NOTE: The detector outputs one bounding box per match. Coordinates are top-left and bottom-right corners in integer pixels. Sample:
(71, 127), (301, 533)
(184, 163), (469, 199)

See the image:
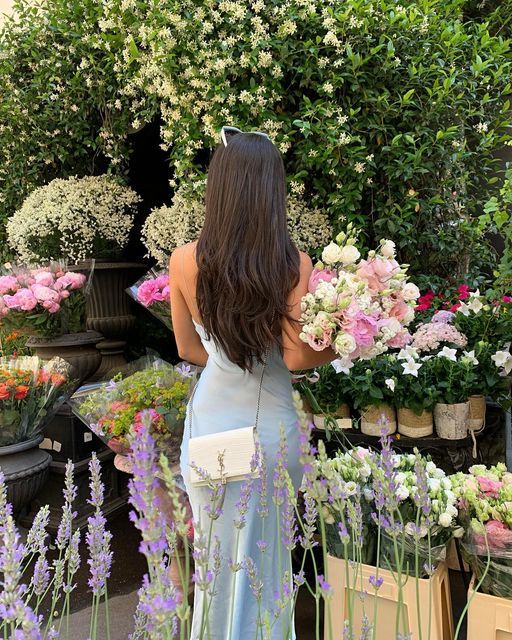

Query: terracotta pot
(360, 404), (396, 436)
(468, 395), (486, 431)
(26, 331), (102, 384)
(434, 402), (469, 440)
(0, 435), (52, 515)
(397, 408), (434, 438)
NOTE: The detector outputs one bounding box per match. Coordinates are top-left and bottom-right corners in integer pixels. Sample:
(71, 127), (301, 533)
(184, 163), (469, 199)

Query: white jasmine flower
(438, 346), (457, 362)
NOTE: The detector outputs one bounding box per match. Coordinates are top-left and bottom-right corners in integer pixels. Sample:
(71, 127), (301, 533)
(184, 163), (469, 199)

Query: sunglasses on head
(220, 125), (270, 147)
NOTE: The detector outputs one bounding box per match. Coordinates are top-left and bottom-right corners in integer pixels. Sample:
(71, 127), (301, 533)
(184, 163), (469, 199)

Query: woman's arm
(169, 247), (209, 367)
(282, 252), (337, 371)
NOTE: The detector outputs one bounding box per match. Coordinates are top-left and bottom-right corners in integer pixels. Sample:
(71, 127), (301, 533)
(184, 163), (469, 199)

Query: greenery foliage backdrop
(0, 0), (511, 279)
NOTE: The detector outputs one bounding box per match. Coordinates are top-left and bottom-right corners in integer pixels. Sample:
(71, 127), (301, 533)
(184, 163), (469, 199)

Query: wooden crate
(324, 555), (453, 640)
(467, 575), (512, 640)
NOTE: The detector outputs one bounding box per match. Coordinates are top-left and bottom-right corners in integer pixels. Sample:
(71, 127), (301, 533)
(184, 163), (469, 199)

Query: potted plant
(298, 364), (351, 431)
(394, 347), (438, 437)
(428, 349), (478, 440)
(347, 355), (399, 435)
(0, 263), (101, 382)
(6, 175), (145, 348)
(0, 355), (73, 514)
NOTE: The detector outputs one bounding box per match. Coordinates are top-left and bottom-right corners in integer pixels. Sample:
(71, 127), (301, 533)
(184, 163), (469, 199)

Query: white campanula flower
(385, 378), (395, 392)
(457, 301), (470, 316)
(331, 358), (353, 374)
(398, 346), (419, 361)
(401, 358), (422, 377)
(492, 350), (512, 375)
(438, 346), (457, 361)
(462, 350), (479, 366)
(467, 297), (484, 314)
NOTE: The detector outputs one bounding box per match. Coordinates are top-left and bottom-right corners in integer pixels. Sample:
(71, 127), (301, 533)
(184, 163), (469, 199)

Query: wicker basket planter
(313, 404), (351, 430)
(397, 407), (434, 438)
(434, 402), (469, 440)
(360, 404), (396, 436)
(468, 395), (486, 432)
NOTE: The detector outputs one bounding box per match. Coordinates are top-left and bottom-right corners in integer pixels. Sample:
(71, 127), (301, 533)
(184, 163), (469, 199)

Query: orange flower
(14, 385), (29, 400)
(50, 373), (66, 386)
(0, 385), (11, 400)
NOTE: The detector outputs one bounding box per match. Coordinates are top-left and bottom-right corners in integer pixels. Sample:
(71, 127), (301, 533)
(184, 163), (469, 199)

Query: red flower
(448, 303), (461, 312)
(503, 295), (512, 304)
(415, 302), (431, 311)
(14, 385), (29, 400)
(458, 285), (470, 300)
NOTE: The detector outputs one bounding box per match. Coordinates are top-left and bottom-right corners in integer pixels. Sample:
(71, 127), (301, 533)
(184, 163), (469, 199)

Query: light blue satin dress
(180, 321), (302, 640)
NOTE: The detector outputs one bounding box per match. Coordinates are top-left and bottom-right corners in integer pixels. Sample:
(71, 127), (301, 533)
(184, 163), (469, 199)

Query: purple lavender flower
(86, 454), (112, 597)
(360, 614), (372, 640)
(299, 493), (318, 550)
(31, 552), (50, 597)
(0, 471), (13, 532)
(234, 474), (254, 529)
(55, 461), (77, 552)
(368, 575), (384, 590)
(317, 574), (332, 596)
(243, 556), (263, 600)
(25, 506), (50, 555)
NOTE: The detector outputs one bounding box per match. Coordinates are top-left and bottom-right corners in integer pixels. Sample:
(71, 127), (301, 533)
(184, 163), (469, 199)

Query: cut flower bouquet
(300, 227), (419, 370)
(70, 357), (195, 465)
(0, 262), (89, 338)
(127, 269), (171, 331)
(0, 355), (73, 446)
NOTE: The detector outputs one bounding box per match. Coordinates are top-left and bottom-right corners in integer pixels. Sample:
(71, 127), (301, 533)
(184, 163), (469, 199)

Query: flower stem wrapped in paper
(0, 261), (91, 338)
(453, 463), (512, 597)
(70, 357), (195, 466)
(127, 269), (172, 331)
(0, 355), (73, 446)
(300, 226), (419, 371)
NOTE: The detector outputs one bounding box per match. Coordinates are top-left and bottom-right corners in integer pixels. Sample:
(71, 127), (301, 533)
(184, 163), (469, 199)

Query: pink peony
(308, 268), (337, 293)
(12, 288), (38, 311)
(33, 271), (55, 287)
(54, 272), (86, 291)
(42, 301), (61, 313)
(31, 284), (60, 305)
(0, 275), (20, 295)
(477, 476), (503, 498)
(137, 280), (161, 306)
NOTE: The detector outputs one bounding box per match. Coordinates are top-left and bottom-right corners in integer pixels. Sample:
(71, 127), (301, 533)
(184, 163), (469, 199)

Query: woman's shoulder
(169, 241), (198, 277)
(298, 250), (313, 270)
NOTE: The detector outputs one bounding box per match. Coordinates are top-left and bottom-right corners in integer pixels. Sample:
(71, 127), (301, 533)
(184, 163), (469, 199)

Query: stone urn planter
(0, 435), (52, 515)
(26, 331), (102, 384)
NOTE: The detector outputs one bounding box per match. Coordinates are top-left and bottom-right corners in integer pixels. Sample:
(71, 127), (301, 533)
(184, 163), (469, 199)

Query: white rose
(438, 512), (453, 528)
(402, 283), (420, 301)
(339, 245), (361, 265)
(334, 333), (357, 356)
(380, 239), (396, 258)
(322, 242), (344, 265)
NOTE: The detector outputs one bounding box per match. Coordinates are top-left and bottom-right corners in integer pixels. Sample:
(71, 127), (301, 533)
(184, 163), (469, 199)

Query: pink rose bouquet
(127, 269), (172, 331)
(300, 227), (419, 368)
(452, 463), (512, 597)
(0, 262), (89, 338)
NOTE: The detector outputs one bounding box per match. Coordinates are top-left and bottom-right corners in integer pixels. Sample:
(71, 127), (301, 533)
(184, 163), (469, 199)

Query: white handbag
(187, 356), (267, 487)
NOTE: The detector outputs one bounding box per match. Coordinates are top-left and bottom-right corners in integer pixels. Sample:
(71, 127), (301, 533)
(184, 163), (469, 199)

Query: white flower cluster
(142, 184), (333, 265)
(7, 176), (140, 263)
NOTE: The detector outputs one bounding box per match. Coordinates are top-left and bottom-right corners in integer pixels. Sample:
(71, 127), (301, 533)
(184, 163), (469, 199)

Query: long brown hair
(196, 132), (300, 371)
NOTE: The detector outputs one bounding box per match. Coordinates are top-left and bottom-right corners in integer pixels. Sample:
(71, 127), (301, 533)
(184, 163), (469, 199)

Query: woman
(169, 128), (335, 640)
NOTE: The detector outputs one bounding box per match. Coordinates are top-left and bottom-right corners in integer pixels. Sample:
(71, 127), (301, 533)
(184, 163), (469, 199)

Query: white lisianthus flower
(322, 241), (344, 265)
(428, 477), (441, 492)
(339, 244), (361, 265)
(438, 346), (457, 361)
(396, 485), (410, 501)
(438, 512), (453, 528)
(334, 333), (357, 357)
(363, 487), (374, 501)
(426, 461), (438, 475)
(402, 282), (420, 301)
(492, 350), (512, 375)
(321, 505), (335, 524)
(385, 378), (396, 392)
(453, 526), (464, 539)
(380, 239), (396, 258)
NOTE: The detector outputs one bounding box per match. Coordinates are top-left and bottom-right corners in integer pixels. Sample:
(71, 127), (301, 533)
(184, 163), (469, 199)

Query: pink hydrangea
(411, 321), (467, 353)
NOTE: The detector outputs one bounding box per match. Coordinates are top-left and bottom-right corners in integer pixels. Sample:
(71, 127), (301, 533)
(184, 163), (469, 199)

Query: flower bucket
(397, 408), (433, 438)
(468, 395), (486, 431)
(434, 402), (469, 440)
(313, 414), (352, 430)
(360, 404), (396, 436)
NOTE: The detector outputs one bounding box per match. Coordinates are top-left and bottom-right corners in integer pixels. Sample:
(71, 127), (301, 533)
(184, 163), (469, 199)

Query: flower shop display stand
(324, 555), (453, 640)
(467, 576), (512, 640)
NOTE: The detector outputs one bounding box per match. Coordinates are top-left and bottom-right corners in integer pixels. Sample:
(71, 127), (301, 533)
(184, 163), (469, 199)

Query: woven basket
(398, 408), (433, 438)
(361, 404), (396, 436)
(468, 395), (486, 431)
(335, 403), (351, 418)
(300, 394), (314, 423)
(434, 402), (469, 440)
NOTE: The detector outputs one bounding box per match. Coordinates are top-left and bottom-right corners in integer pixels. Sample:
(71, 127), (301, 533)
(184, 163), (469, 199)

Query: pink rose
(477, 476), (503, 498)
(389, 300), (410, 322)
(484, 520), (512, 549)
(308, 268), (337, 293)
(31, 284), (60, 305)
(0, 275), (20, 295)
(33, 271), (55, 287)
